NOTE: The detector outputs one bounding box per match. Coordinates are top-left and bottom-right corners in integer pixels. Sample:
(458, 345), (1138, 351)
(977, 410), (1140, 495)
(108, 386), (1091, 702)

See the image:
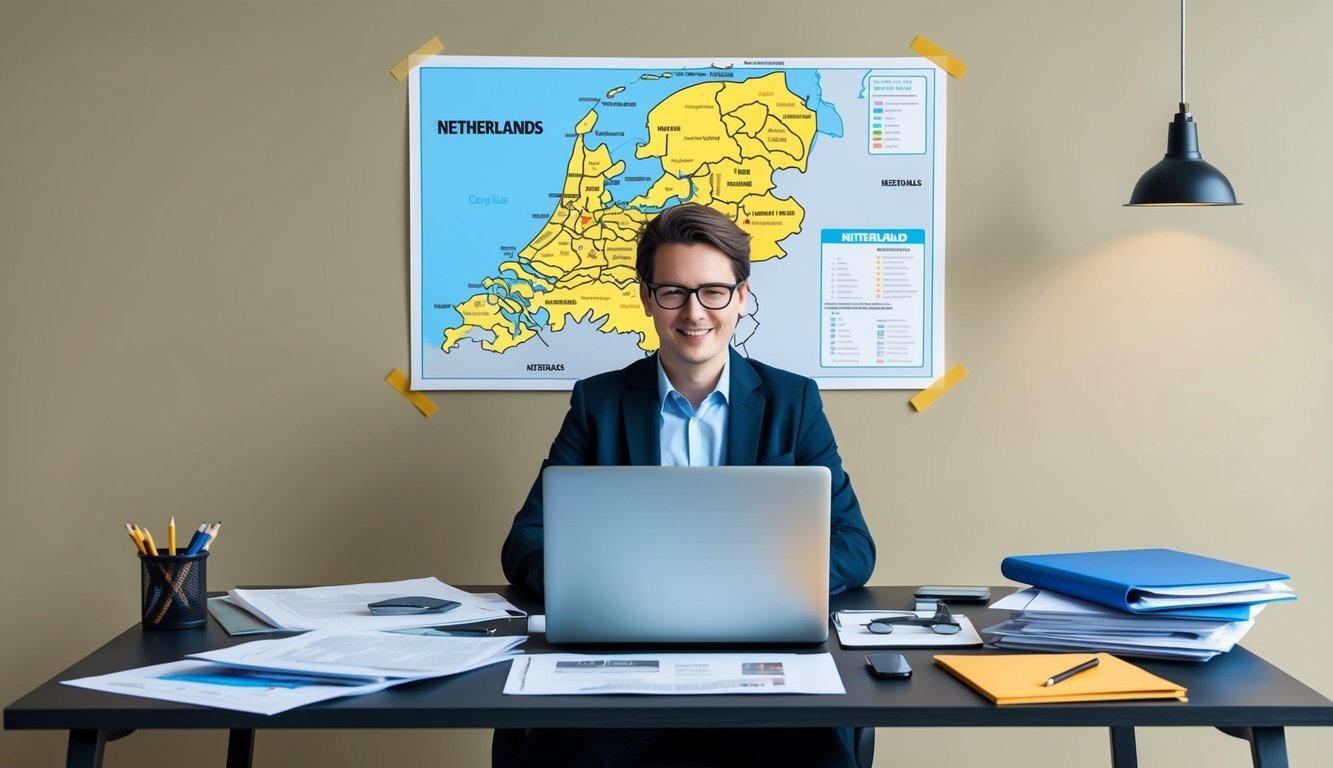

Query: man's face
(640, 242), (749, 380)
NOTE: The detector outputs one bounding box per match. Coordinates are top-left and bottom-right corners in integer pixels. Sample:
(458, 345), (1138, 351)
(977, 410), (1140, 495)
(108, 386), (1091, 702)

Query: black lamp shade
(1127, 111), (1239, 206)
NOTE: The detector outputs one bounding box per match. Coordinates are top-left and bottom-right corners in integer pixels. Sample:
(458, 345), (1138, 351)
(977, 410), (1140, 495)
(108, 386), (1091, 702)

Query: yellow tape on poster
(910, 363), (968, 412)
(386, 368), (438, 417)
(910, 35), (968, 79)
(390, 36), (444, 81)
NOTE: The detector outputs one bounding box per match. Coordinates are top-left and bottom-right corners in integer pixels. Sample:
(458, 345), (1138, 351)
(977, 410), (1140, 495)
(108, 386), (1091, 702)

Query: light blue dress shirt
(657, 356), (729, 467)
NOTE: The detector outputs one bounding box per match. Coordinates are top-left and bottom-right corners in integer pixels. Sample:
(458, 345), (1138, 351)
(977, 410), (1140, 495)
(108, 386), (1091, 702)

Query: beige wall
(3, 0), (1330, 765)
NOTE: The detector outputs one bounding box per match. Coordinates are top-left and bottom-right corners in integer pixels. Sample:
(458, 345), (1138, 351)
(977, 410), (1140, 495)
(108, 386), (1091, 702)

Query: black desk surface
(7, 586), (1333, 733)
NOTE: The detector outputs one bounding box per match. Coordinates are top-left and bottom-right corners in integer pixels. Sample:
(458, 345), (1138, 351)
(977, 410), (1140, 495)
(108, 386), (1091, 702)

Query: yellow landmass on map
(441, 71), (818, 355)
(737, 193), (806, 263)
(606, 86), (625, 98)
(709, 157), (776, 204)
(636, 83), (739, 176)
(539, 280), (656, 350)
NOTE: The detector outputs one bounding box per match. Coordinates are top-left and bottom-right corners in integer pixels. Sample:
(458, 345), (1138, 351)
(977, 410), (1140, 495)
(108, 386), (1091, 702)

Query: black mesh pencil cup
(139, 551), (208, 629)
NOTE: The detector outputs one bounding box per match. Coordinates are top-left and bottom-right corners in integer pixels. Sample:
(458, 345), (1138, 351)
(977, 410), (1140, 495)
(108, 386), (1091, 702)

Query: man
(500, 203), (876, 767)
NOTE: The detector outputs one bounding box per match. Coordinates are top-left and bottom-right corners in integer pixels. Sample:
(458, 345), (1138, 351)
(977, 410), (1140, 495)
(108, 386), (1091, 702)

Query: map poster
(408, 57), (945, 390)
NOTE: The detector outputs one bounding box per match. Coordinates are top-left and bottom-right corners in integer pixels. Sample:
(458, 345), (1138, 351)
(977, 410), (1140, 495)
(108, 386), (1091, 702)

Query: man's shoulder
(577, 356), (655, 396)
(736, 354), (815, 395)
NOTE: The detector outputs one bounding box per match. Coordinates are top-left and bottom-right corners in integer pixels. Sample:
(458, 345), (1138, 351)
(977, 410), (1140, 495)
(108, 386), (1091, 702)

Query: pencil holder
(140, 551), (208, 630)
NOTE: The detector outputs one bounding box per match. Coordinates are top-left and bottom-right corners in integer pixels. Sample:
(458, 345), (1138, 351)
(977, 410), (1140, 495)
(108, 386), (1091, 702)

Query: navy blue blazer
(501, 349), (876, 596)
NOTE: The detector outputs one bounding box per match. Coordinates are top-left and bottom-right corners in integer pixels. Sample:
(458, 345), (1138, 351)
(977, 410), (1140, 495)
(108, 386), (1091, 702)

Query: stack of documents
(934, 652), (1186, 705)
(983, 588), (1256, 661)
(208, 577), (524, 634)
(64, 629), (525, 715)
(988, 549), (1295, 661)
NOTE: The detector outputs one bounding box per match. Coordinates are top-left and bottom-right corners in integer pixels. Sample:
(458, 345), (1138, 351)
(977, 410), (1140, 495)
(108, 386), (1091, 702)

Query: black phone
(866, 653), (912, 679)
(915, 585), (991, 601)
(367, 596), (461, 615)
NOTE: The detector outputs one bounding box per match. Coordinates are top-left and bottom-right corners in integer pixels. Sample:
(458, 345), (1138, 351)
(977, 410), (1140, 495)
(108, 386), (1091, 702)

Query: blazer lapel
(726, 350), (764, 466)
(623, 356), (660, 466)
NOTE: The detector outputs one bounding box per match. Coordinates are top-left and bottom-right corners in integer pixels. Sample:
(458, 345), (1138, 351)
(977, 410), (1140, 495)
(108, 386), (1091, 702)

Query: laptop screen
(542, 465), (831, 644)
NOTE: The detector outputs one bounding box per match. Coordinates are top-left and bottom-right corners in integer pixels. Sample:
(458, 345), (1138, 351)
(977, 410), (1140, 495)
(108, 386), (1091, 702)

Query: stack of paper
(63, 630), (525, 715)
(983, 588), (1256, 661)
(934, 652), (1186, 705)
(989, 549), (1294, 661)
(209, 577), (524, 634)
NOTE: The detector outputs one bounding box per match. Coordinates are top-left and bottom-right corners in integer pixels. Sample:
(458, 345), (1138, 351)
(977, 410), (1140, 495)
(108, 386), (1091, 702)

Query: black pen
(1045, 657), (1099, 686)
(422, 627), (498, 637)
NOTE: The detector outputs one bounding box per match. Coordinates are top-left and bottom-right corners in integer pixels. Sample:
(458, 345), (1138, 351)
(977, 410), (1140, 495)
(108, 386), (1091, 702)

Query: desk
(7, 587), (1333, 768)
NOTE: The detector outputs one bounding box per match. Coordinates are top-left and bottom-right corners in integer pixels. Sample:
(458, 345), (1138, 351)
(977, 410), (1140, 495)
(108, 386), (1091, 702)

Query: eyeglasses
(645, 282), (742, 310)
(862, 602), (961, 635)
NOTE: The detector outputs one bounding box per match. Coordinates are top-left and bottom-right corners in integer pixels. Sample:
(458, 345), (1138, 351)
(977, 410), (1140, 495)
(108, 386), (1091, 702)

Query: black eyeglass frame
(644, 282), (743, 310)
(862, 601), (962, 635)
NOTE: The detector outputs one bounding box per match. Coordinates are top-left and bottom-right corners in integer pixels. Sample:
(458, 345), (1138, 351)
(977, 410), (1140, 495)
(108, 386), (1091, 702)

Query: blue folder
(1000, 548), (1292, 614)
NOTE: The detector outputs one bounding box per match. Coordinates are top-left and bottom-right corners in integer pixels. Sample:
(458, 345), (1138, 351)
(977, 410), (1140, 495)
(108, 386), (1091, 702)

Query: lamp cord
(1180, 0), (1187, 110)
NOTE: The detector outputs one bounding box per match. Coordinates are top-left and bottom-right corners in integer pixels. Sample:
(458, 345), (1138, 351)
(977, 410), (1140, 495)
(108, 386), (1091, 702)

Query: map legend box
(867, 76), (926, 155)
(820, 229), (925, 368)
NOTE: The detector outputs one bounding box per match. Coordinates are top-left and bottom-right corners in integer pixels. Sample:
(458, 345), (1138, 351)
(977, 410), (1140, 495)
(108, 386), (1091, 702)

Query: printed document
(62, 660), (407, 716)
(227, 577), (503, 631)
(64, 631), (523, 715)
(504, 653), (844, 695)
(832, 610), (984, 648)
(189, 629), (525, 680)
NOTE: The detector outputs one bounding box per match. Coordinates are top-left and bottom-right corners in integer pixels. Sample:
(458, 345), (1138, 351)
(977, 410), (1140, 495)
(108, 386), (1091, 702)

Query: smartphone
(367, 596), (462, 615)
(915, 585), (990, 601)
(866, 653), (912, 679)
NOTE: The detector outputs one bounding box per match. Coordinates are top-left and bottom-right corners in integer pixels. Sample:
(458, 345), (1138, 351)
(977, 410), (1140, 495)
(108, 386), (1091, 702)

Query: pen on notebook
(168, 517), (176, 556)
(1045, 657), (1099, 686)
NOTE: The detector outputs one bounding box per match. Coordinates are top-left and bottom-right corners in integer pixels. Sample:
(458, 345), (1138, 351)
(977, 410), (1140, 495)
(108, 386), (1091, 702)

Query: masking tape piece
(910, 363), (968, 412)
(910, 35), (968, 79)
(390, 36), (444, 81)
(386, 368), (438, 417)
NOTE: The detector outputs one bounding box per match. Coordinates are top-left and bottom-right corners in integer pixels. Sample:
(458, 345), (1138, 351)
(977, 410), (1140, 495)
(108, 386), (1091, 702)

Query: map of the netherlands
(409, 58), (945, 390)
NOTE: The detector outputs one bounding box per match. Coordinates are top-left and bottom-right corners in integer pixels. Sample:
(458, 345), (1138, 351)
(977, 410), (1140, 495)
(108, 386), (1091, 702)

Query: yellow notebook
(933, 653), (1187, 706)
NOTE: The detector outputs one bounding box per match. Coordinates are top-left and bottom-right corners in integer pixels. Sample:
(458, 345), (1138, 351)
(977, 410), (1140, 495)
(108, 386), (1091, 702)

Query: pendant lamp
(1126, 0), (1239, 206)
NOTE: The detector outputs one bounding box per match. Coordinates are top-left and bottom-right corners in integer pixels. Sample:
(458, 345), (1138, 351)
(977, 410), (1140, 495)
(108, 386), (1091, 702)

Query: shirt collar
(656, 354), (730, 412)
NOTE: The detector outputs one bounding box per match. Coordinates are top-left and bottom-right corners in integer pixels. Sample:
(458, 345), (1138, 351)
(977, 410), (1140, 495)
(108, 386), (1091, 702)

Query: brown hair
(636, 204), (751, 284)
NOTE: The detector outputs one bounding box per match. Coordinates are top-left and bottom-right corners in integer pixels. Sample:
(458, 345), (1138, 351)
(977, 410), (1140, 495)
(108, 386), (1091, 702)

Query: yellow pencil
(125, 522), (146, 555)
(168, 517), (177, 556)
(141, 527), (159, 557)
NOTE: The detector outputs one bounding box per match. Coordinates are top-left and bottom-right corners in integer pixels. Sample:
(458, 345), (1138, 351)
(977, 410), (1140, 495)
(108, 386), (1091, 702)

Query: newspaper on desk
(504, 653), (845, 695)
(62, 630), (525, 715)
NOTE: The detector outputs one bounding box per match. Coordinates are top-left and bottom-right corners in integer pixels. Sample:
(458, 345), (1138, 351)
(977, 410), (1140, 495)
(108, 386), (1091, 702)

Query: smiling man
(502, 203), (874, 597)
(498, 203), (875, 768)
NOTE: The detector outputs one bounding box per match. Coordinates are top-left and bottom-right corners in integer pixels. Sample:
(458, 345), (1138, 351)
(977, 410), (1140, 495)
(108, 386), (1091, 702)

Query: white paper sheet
(227, 577), (503, 631)
(992, 588), (1255, 629)
(188, 630), (525, 680)
(503, 653), (844, 695)
(831, 610), (984, 648)
(62, 661), (410, 716)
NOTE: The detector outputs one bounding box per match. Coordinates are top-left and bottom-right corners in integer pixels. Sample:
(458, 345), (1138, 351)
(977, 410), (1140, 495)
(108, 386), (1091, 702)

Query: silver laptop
(543, 465), (831, 644)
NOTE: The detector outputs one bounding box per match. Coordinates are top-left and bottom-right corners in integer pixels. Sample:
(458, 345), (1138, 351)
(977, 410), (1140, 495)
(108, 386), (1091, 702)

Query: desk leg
(1219, 726), (1289, 768)
(66, 729), (132, 768)
(66, 730), (107, 768)
(226, 728), (255, 768)
(1108, 727), (1138, 768)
